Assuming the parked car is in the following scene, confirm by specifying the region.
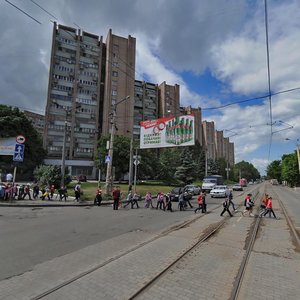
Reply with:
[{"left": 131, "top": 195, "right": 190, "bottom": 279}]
[
  {"left": 169, "top": 187, "right": 193, "bottom": 202},
  {"left": 76, "top": 174, "right": 87, "bottom": 182},
  {"left": 232, "top": 184, "right": 243, "bottom": 191},
  {"left": 184, "top": 184, "right": 201, "bottom": 195},
  {"left": 210, "top": 185, "right": 230, "bottom": 198}
]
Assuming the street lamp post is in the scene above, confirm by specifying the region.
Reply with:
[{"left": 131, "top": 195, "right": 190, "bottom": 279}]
[{"left": 105, "top": 96, "right": 130, "bottom": 195}]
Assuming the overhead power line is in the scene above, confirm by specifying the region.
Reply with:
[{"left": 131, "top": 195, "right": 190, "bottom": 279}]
[
  {"left": 29, "top": 0, "right": 58, "bottom": 20},
  {"left": 4, "top": 0, "right": 42, "bottom": 24}
]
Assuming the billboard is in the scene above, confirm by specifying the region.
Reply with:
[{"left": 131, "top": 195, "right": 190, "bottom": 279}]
[
  {"left": 0, "top": 137, "right": 16, "bottom": 155},
  {"left": 140, "top": 115, "right": 195, "bottom": 149}
]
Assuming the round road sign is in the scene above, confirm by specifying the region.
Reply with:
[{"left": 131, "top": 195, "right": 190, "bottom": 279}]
[{"left": 16, "top": 135, "right": 26, "bottom": 144}]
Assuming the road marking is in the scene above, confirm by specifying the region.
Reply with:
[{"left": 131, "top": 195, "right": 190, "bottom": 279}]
[{"left": 237, "top": 216, "right": 243, "bottom": 222}]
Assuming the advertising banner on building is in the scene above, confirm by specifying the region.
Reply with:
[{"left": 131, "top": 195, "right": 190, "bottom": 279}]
[
  {"left": 0, "top": 137, "right": 16, "bottom": 155},
  {"left": 140, "top": 115, "right": 195, "bottom": 149}
]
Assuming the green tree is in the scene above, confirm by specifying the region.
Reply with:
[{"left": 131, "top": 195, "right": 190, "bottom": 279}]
[
  {"left": 175, "top": 148, "right": 197, "bottom": 185},
  {"left": 138, "top": 148, "right": 161, "bottom": 180},
  {"left": 95, "top": 135, "right": 132, "bottom": 180},
  {"left": 266, "top": 160, "right": 282, "bottom": 182},
  {"left": 281, "top": 152, "right": 300, "bottom": 187},
  {"left": 189, "top": 141, "right": 205, "bottom": 180},
  {"left": 33, "top": 165, "right": 71, "bottom": 188},
  {"left": 234, "top": 160, "right": 260, "bottom": 181},
  {"left": 158, "top": 148, "right": 181, "bottom": 184},
  {"left": 0, "top": 105, "right": 46, "bottom": 179},
  {"left": 207, "top": 158, "right": 220, "bottom": 175}
]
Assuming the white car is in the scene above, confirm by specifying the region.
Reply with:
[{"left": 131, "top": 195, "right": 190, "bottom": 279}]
[{"left": 210, "top": 185, "right": 230, "bottom": 198}]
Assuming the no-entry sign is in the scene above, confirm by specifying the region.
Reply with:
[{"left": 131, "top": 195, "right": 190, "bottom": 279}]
[{"left": 16, "top": 135, "right": 26, "bottom": 144}]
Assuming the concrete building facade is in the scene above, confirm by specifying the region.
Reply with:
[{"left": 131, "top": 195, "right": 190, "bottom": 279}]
[{"left": 202, "top": 121, "right": 216, "bottom": 161}]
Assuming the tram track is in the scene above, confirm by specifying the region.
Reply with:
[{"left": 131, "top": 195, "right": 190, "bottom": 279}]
[{"left": 32, "top": 188, "right": 261, "bottom": 300}]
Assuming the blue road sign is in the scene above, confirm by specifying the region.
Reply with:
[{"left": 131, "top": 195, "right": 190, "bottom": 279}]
[
  {"left": 105, "top": 155, "right": 111, "bottom": 163},
  {"left": 13, "top": 143, "right": 25, "bottom": 162}
]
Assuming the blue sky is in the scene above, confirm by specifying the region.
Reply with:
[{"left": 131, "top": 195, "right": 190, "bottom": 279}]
[{"left": 0, "top": 0, "right": 300, "bottom": 175}]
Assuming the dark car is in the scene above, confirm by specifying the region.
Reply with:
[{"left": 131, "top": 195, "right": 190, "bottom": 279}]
[
  {"left": 76, "top": 174, "right": 87, "bottom": 182},
  {"left": 169, "top": 187, "right": 193, "bottom": 202}
]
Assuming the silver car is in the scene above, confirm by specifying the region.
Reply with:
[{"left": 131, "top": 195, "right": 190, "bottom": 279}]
[
  {"left": 210, "top": 185, "right": 230, "bottom": 198},
  {"left": 184, "top": 184, "right": 201, "bottom": 195}
]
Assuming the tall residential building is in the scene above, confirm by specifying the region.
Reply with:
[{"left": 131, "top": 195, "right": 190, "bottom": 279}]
[
  {"left": 23, "top": 110, "right": 45, "bottom": 136},
  {"left": 183, "top": 106, "right": 203, "bottom": 146},
  {"left": 223, "top": 137, "right": 230, "bottom": 164},
  {"left": 228, "top": 142, "right": 235, "bottom": 166},
  {"left": 133, "top": 80, "right": 159, "bottom": 139},
  {"left": 101, "top": 29, "right": 136, "bottom": 137},
  {"left": 43, "top": 23, "right": 135, "bottom": 178},
  {"left": 215, "top": 130, "right": 224, "bottom": 159},
  {"left": 158, "top": 82, "right": 180, "bottom": 117},
  {"left": 202, "top": 121, "right": 216, "bottom": 160}
]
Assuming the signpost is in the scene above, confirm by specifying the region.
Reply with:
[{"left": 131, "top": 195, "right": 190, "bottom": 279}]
[{"left": 12, "top": 136, "right": 26, "bottom": 184}]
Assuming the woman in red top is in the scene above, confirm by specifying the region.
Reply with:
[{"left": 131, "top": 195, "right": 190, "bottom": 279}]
[
  {"left": 194, "top": 194, "right": 203, "bottom": 213},
  {"left": 263, "top": 196, "right": 277, "bottom": 218}
]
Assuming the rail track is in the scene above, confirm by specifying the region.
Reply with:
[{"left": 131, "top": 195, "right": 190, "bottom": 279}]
[{"left": 32, "top": 186, "right": 281, "bottom": 300}]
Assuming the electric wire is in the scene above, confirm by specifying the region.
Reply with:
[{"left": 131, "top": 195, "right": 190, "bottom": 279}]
[
  {"left": 4, "top": 0, "right": 42, "bottom": 24},
  {"left": 264, "top": 0, "right": 273, "bottom": 162},
  {"left": 29, "top": 0, "right": 58, "bottom": 20}
]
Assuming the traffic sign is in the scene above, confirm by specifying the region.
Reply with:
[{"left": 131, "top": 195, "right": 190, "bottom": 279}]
[
  {"left": 105, "top": 155, "right": 111, "bottom": 163},
  {"left": 13, "top": 144, "right": 25, "bottom": 162},
  {"left": 16, "top": 135, "right": 26, "bottom": 144},
  {"left": 133, "top": 159, "right": 140, "bottom": 166}
]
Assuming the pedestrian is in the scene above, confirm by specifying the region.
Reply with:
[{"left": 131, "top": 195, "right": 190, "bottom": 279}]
[
  {"left": 184, "top": 191, "right": 193, "bottom": 208},
  {"left": 6, "top": 173, "right": 13, "bottom": 183},
  {"left": 50, "top": 185, "right": 55, "bottom": 199},
  {"left": 94, "top": 186, "right": 102, "bottom": 206},
  {"left": 41, "top": 186, "right": 50, "bottom": 200},
  {"left": 220, "top": 198, "right": 233, "bottom": 217},
  {"left": 132, "top": 192, "right": 140, "bottom": 208},
  {"left": 74, "top": 182, "right": 81, "bottom": 202},
  {"left": 59, "top": 185, "right": 68, "bottom": 201},
  {"left": 22, "top": 184, "right": 32, "bottom": 200},
  {"left": 123, "top": 190, "right": 133, "bottom": 208},
  {"left": 156, "top": 192, "right": 165, "bottom": 210},
  {"left": 4, "top": 184, "right": 12, "bottom": 200},
  {"left": 228, "top": 190, "right": 237, "bottom": 212},
  {"left": 263, "top": 196, "right": 278, "bottom": 218},
  {"left": 242, "top": 194, "right": 254, "bottom": 216},
  {"left": 165, "top": 192, "right": 173, "bottom": 212},
  {"left": 18, "top": 184, "right": 25, "bottom": 200},
  {"left": 144, "top": 192, "right": 153, "bottom": 208},
  {"left": 12, "top": 184, "right": 18, "bottom": 200},
  {"left": 112, "top": 186, "right": 121, "bottom": 210},
  {"left": 178, "top": 192, "right": 185, "bottom": 211},
  {"left": 194, "top": 193, "right": 204, "bottom": 213},
  {"left": 32, "top": 183, "right": 40, "bottom": 199},
  {"left": 201, "top": 192, "right": 207, "bottom": 213},
  {"left": 259, "top": 193, "right": 268, "bottom": 217}
]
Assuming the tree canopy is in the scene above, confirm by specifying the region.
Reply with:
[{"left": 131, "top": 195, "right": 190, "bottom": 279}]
[{"left": 0, "top": 105, "right": 46, "bottom": 179}]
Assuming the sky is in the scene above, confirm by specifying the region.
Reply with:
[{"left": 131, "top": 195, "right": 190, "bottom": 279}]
[{"left": 1, "top": 0, "right": 300, "bottom": 176}]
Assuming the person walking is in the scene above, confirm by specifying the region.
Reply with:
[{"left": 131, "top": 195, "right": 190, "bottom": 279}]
[
  {"left": 201, "top": 192, "right": 207, "bottom": 213},
  {"left": 165, "top": 192, "right": 173, "bottom": 212},
  {"left": 194, "top": 193, "right": 204, "bottom": 213},
  {"left": 32, "top": 183, "right": 40, "bottom": 199},
  {"left": 59, "top": 185, "right": 68, "bottom": 202},
  {"left": 112, "top": 186, "right": 121, "bottom": 210},
  {"left": 74, "top": 182, "right": 81, "bottom": 202},
  {"left": 131, "top": 192, "right": 140, "bottom": 208},
  {"left": 184, "top": 191, "right": 193, "bottom": 208},
  {"left": 50, "top": 184, "right": 55, "bottom": 199},
  {"left": 220, "top": 198, "right": 233, "bottom": 217},
  {"left": 178, "top": 192, "right": 185, "bottom": 211},
  {"left": 263, "top": 196, "right": 278, "bottom": 219},
  {"left": 22, "top": 184, "right": 32, "bottom": 200},
  {"left": 123, "top": 190, "right": 133, "bottom": 208},
  {"left": 243, "top": 194, "right": 254, "bottom": 216},
  {"left": 228, "top": 190, "right": 237, "bottom": 212},
  {"left": 94, "top": 187, "right": 102, "bottom": 206},
  {"left": 156, "top": 192, "right": 165, "bottom": 210},
  {"left": 144, "top": 192, "right": 153, "bottom": 208}
]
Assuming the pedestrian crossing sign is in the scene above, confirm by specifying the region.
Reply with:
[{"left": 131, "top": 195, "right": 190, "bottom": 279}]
[{"left": 13, "top": 143, "right": 25, "bottom": 162}]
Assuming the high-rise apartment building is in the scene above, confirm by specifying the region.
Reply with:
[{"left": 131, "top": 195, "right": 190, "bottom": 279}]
[
  {"left": 158, "top": 82, "right": 180, "bottom": 117},
  {"left": 133, "top": 80, "right": 159, "bottom": 139},
  {"left": 202, "top": 121, "right": 216, "bottom": 160},
  {"left": 101, "top": 29, "right": 136, "bottom": 137},
  {"left": 43, "top": 23, "right": 135, "bottom": 178},
  {"left": 228, "top": 142, "right": 235, "bottom": 166},
  {"left": 183, "top": 106, "right": 203, "bottom": 146},
  {"left": 215, "top": 130, "right": 224, "bottom": 159}
]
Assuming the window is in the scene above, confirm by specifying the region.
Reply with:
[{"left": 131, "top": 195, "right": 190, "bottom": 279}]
[
  {"left": 112, "top": 90, "right": 117, "bottom": 96},
  {"left": 112, "top": 71, "right": 118, "bottom": 77}
]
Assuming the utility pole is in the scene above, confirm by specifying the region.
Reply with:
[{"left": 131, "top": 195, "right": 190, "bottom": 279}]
[
  {"left": 128, "top": 135, "right": 134, "bottom": 189},
  {"left": 133, "top": 148, "right": 138, "bottom": 193},
  {"left": 296, "top": 142, "right": 300, "bottom": 174},
  {"left": 105, "top": 96, "right": 130, "bottom": 195},
  {"left": 61, "top": 120, "right": 67, "bottom": 187}
]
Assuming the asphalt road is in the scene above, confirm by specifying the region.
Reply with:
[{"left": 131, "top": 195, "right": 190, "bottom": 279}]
[
  {"left": 0, "top": 184, "right": 270, "bottom": 281},
  {"left": 0, "top": 199, "right": 202, "bottom": 281}
]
